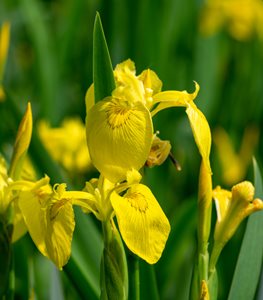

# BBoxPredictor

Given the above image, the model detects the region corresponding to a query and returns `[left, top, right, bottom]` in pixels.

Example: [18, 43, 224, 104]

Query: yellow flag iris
[84, 59, 212, 265]
[17, 175, 98, 269]
[38, 118, 92, 174]
[86, 59, 211, 182]
[200, 0, 263, 41]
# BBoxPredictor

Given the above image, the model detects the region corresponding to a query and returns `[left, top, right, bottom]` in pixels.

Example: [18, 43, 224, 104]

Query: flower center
[126, 192, 148, 213]
[106, 99, 131, 129]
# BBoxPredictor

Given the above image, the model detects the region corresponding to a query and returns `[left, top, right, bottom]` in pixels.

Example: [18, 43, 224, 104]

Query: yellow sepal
[111, 184, 170, 264]
[86, 98, 153, 183]
[18, 177, 74, 269]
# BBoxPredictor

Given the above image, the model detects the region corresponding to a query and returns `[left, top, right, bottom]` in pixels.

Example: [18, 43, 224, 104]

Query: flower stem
[128, 255, 140, 300]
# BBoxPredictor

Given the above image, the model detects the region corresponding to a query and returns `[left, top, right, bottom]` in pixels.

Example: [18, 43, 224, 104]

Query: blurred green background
[0, 0, 263, 299]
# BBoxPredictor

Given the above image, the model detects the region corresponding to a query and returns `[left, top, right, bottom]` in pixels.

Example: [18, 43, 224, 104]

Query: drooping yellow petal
[18, 178, 75, 269]
[18, 178, 51, 257]
[46, 195, 75, 270]
[111, 184, 170, 264]
[186, 103, 212, 171]
[151, 82, 200, 116]
[12, 200, 28, 242]
[212, 186, 232, 222]
[151, 83, 212, 170]
[86, 98, 153, 183]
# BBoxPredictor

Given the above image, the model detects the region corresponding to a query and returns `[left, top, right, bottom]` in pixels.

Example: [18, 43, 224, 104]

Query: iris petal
[111, 184, 170, 264]
[86, 98, 153, 183]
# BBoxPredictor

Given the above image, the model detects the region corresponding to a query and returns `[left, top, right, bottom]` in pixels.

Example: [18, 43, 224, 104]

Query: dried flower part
[200, 280, 210, 300]
[146, 135, 171, 167]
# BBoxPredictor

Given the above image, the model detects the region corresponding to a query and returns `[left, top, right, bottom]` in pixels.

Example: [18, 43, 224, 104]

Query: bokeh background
[0, 0, 263, 299]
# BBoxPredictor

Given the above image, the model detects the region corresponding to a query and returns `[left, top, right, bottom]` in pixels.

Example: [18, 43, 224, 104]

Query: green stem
[0, 217, 13, 299]
[64, 256, 98, 300]
[209, 242, 224, 274]
[128, 255, 140, 300]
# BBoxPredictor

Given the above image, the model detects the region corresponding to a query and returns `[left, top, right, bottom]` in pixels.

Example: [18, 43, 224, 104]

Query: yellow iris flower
[86, 59, 211, 183]
[0, 104, 95, 269]
[200, 0, 263, 41]
[83, 173, 170, 264]
[85, 59, 212, 264]
[38, 118, 92, 173]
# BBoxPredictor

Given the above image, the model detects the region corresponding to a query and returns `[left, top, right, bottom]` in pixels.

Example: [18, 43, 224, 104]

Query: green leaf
[20, 0, 60, 124]
[228, 158, 263, 300]
[68, 209, 102, 299]
[93, 12, 115, 102]
[208, 269, 218, 300]
[140, 262, 159, 300]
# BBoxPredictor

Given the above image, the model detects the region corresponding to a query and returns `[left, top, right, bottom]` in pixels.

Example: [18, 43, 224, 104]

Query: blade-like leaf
[228, 158, 263, 300]
[93, 12, 115, 102]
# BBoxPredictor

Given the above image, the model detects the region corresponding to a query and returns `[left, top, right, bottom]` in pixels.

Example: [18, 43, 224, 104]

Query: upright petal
[86, 98, 153, 183]
[111, 184, 170, 264]
[212, 186, 232, 222]
[114, 59, 145, 104]
[138, 69, 162, 96]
